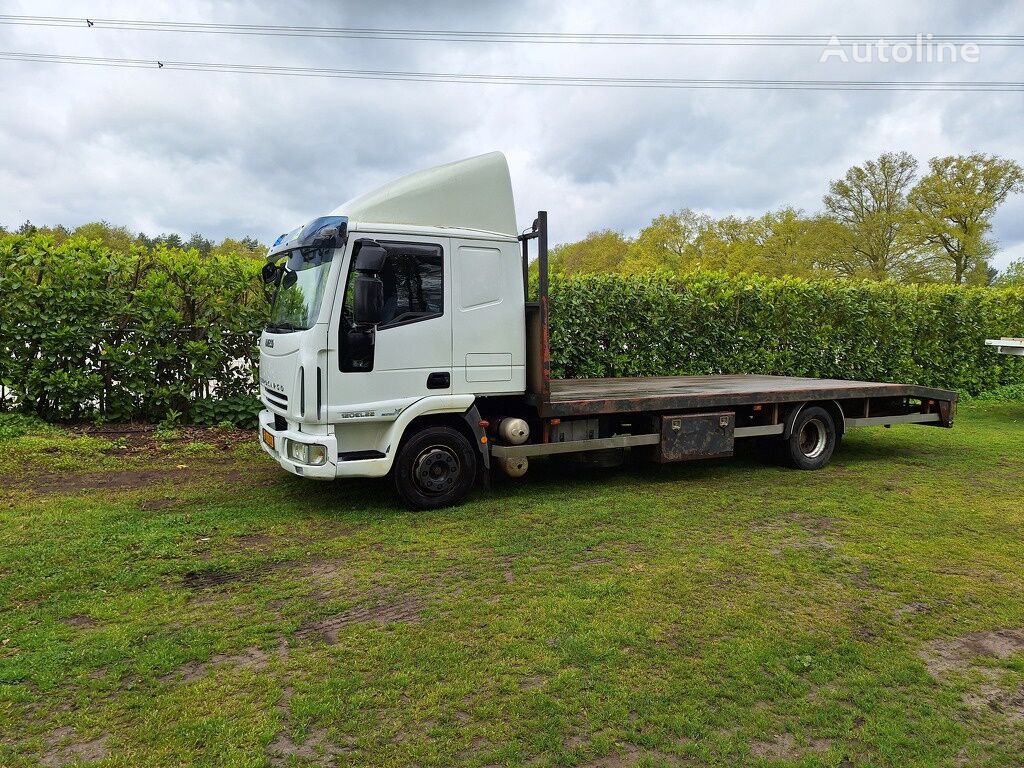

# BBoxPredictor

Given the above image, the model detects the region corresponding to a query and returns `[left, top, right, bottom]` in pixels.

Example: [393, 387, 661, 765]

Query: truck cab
[258, 152, 527, 505]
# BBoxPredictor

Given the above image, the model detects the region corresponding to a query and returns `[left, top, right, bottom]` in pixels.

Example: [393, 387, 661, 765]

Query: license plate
[262, 429, 275, 450]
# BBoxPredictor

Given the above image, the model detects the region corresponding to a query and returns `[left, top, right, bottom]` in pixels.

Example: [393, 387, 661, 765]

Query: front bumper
[257, 410, 337, 480]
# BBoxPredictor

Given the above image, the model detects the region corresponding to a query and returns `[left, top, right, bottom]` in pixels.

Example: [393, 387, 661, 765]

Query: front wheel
[392, 425, 478, 510]
[783, 406, 838, 470]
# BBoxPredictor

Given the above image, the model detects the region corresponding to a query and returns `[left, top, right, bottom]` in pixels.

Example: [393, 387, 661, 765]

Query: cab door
[326, 235, 452, 418]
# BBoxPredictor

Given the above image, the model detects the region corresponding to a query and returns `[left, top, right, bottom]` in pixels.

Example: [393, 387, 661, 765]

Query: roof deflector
[332, 152, 517, 236]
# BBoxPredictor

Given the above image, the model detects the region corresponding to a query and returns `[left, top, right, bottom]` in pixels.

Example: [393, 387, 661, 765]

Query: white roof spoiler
[332, 152, 517, 236]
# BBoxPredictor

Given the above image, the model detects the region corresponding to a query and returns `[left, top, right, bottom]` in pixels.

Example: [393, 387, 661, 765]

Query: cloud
[1, 0, 1022, 268]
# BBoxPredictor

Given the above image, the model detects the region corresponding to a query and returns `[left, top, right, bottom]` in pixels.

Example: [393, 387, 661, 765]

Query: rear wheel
[783, 406, 837, 470]
[392, 425, 477, 510]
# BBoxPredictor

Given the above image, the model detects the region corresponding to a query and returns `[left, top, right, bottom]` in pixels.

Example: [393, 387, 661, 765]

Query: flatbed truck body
[257, 153, 956, 509]
[986, 338, 1024, 356]
[541, 374, 952, 418]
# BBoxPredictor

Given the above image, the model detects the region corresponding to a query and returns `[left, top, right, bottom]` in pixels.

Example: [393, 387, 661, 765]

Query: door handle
[427, 372, 450, 389]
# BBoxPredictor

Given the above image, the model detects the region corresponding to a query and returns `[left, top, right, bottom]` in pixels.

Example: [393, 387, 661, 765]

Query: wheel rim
[412, 445, 461, 495]
[798, 417, 828, 459]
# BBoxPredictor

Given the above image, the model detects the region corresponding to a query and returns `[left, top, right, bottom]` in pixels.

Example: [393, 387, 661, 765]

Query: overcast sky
[1, 0, 1022, 269]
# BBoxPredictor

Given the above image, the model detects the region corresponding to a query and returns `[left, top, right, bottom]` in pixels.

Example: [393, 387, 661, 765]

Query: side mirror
[261, 262, 281, 284]
[281, 270, 298, 290]
[353, 272, 383, 326]
[354, 243, 387, 272]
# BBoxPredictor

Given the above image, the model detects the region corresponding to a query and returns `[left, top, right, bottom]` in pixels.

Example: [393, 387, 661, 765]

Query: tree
[545, 229, 631, 275]
[750, 209, 852, 278]
[679, 209, 849, 279]
[211, 237, 266, 260]
[823, 152, 927, 280]
[240, 236, 263, 253]
[155, 233, 184, 250]
[72, 221, 139, 253]
[549, 208, 862, 280]
[621, 210, 708, 274]
[909, 153, 1024, 284]
[691, 214, 751, 273]
[184, 233, 214, 256]
[996, 258, 1024, 286]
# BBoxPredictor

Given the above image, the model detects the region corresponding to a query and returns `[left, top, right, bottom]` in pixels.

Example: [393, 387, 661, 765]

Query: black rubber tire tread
[783, 405, 837, 470]
[391, 425, 477, 510]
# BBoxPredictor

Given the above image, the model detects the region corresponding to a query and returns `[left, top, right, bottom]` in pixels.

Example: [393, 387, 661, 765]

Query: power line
[1, 51, 1021, 91]
[1, 14, 1022, 47]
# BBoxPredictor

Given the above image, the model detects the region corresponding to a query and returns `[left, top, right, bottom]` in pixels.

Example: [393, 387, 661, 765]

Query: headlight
[286, 440, 306, 463]
[308, 444, 327, 465]
[286, 440, 327, 466]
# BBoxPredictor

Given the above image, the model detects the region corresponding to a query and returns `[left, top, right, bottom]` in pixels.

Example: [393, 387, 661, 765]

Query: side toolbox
[655, 412, 735, 463]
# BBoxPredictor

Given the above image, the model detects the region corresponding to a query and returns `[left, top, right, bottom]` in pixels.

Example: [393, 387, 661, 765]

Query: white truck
[258, 153, 956, 509]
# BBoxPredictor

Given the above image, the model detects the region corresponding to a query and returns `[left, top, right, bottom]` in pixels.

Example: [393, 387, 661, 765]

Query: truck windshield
[267, 247, 335, 332]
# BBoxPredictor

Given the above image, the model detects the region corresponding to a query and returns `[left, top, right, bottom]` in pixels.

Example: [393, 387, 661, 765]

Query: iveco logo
[264, 339, 274, 348]
[259, 377, 285, 393]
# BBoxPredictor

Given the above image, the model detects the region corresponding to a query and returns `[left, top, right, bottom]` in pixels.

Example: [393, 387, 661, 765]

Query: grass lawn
[1, 403, 1023, 767]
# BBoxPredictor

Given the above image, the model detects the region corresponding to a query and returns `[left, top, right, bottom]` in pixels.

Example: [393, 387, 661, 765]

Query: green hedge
[0, 233, 268, 425]
[549, 273, 1024, 393]
[2, 235, 1022, 426]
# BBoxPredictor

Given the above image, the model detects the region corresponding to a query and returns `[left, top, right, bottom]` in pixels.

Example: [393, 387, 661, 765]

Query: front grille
[263, 386, 288, 410]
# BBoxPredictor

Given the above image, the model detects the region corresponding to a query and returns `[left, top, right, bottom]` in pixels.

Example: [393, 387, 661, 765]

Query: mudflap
[461, 405, 491, 488]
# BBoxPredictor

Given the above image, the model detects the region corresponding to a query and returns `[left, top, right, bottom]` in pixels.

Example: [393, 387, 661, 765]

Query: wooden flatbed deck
[541, 374, 957, 418]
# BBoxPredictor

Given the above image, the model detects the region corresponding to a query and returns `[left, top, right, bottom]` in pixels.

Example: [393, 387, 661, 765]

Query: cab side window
[338, 240, 445, 373]
[378, 242, 443, 328]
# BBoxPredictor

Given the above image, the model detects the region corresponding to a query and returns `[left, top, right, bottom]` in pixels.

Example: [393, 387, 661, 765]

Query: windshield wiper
[266, 321, 303, 333]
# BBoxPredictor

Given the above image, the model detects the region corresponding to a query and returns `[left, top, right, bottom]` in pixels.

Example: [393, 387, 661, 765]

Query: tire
[391, 425, 478, 510]
[782, 406, 837, 470]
